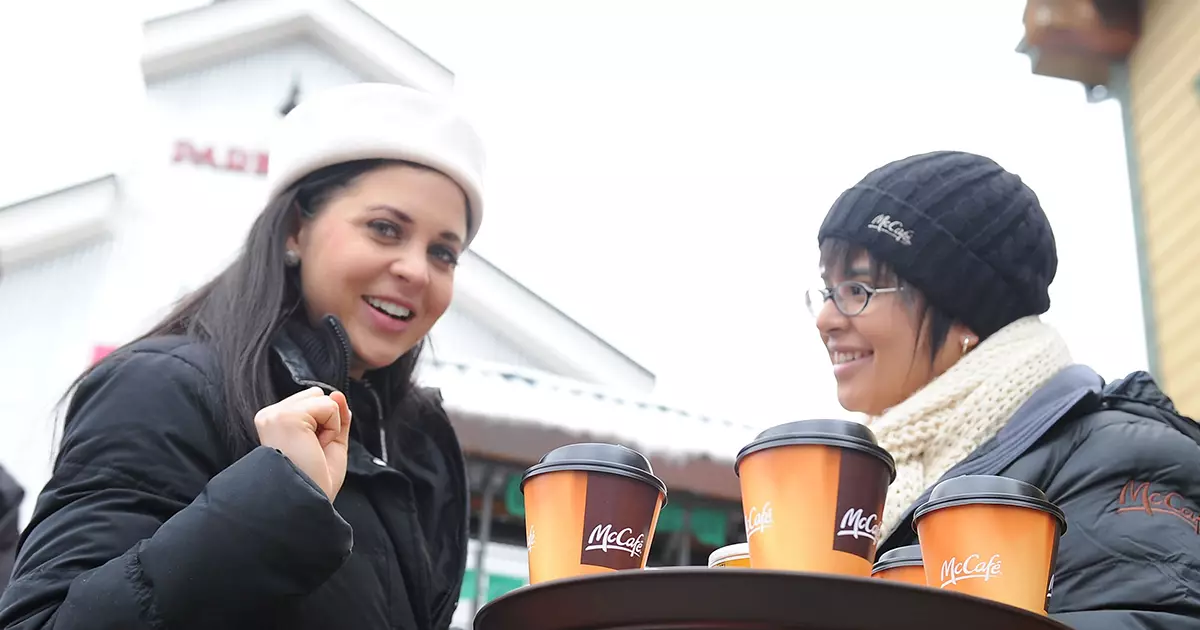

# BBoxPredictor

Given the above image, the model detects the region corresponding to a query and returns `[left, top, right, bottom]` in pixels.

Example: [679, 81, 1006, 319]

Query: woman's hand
[254, 387, 353, 502]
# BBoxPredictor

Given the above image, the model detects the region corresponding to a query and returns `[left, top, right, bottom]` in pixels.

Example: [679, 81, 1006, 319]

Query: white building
[0, 0, 757, 624]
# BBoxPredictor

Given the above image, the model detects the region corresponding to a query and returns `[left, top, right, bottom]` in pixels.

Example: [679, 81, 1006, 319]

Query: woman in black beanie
[810, 150, 1200, 628]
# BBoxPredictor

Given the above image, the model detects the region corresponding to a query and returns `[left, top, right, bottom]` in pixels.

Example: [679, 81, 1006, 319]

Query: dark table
[474, 568, 1070, 630]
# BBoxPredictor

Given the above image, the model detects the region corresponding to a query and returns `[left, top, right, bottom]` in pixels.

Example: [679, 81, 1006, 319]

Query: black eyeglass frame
[805, 280, 903, 318]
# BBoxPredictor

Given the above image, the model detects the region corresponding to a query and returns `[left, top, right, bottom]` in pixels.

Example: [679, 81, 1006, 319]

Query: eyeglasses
[805, 281, 902, 318]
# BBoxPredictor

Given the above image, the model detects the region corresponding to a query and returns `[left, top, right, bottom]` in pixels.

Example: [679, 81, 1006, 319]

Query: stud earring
[961, 336, 972, 355]
[284, 250, 301, 267]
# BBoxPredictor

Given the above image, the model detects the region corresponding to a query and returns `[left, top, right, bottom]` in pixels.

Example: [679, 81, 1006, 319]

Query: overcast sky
[0, 0, 1148, 426]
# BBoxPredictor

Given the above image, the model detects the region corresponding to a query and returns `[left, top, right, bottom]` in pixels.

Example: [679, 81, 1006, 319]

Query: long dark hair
[65, 159, 422, 455]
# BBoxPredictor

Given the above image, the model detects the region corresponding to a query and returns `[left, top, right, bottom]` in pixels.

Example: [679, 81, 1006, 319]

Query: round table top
[473, 568, 1070, 630]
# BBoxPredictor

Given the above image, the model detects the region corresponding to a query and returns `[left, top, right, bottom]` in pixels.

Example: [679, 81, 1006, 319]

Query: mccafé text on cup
[708, 543, 751, 568]
[870, 544, 926, 586]
[913, 475, 1066, 615]
[735, 419, 896, 576]
[521, 443, 667, 585]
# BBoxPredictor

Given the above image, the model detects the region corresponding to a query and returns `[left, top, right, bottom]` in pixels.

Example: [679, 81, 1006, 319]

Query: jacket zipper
[361, 379, 389, 463]
[325, 316, 353, 397]
[326, 317, 389, 464]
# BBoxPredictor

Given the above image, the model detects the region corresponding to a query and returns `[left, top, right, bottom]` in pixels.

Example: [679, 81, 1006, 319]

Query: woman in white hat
[0, 83, 485, 630]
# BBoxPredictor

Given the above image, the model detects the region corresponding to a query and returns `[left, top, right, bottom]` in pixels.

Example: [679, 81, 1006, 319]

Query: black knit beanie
[817, 151, 1057, 339]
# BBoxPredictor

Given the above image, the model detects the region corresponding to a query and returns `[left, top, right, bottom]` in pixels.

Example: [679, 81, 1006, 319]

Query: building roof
[452, 252, 656, 394]
[421, 358, 758, 501]
[0, 174, 118, 274]
[424, 358, 757, 463]
[142, 0, 454, 93]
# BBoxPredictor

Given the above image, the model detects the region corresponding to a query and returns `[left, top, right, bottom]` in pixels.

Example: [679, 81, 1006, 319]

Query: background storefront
[0, 1, 755, 623]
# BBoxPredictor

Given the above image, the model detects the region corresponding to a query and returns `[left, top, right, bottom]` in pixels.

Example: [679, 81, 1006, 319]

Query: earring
[284, 250, 301, 267]
[961, 336, 972, 355]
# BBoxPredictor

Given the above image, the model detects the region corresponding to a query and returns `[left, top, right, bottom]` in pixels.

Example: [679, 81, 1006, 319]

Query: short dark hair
[819, 238, 957, 362]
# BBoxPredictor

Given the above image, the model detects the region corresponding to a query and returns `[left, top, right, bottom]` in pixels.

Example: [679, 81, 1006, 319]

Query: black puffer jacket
[878, 365, 1200, 629]
[0, 464, 23, 593]
[0, 316, 470, 630]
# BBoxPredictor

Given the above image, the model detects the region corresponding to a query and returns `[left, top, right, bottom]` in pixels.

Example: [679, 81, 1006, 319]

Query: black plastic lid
[912, 475, 1066, 535]
[520, 443, 668, 502]
[734, 419, 896, 481]
[870, 544, 924, 574]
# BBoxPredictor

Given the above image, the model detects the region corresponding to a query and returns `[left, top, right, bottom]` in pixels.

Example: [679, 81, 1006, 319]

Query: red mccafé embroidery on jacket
[1116, 481, 1200, 533]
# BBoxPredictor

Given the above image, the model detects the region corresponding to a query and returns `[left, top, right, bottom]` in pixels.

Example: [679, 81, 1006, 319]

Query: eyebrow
[369, 204, 463, 245]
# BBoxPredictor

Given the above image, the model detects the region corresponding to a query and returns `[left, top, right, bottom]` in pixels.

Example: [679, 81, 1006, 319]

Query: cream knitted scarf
[867, 315, 1074, 537]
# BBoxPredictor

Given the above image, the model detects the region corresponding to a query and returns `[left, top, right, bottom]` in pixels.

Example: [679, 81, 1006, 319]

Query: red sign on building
[172, 140, 269, 176]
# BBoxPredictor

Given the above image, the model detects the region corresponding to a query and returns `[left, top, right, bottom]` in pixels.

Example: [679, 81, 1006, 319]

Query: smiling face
[287, 163, 469, 377]
[814, 242, 974, 416]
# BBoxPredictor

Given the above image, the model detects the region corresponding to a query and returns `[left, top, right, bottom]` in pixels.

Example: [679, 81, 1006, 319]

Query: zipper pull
[359, 379, 388, 464]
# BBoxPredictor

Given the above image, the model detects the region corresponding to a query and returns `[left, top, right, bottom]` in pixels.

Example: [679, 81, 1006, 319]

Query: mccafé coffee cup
[707, 543, 751, 568]
[521, 443, 667, 585]
[735, 419, 896, 576]
[870, 545, 926, 586]
[913, 475, 1066, 614]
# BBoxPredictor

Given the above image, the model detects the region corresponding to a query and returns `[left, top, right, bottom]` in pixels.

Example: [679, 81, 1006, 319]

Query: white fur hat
[265, 82, 486, 246]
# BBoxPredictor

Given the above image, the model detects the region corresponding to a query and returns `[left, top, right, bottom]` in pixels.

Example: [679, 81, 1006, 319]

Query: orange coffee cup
[914, 475, 1066, 615]
[870, 544, 926, 586]
[521, 443, 667, 585]
[707, 543, 751, 568]
[735, 419, 896, 576]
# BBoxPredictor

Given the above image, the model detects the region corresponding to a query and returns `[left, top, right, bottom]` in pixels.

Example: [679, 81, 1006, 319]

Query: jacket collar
[270, 314, 394, 465]
[272, 314, 353, 396]
[978, 363, 1105, 446]
[1102, 370, 1200, 445]
[1004, 365, 1200, 446]
[271, 313, 406, 415]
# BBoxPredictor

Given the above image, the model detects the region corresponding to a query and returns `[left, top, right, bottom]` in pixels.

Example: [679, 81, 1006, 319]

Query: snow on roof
[418, 359, 760, 465]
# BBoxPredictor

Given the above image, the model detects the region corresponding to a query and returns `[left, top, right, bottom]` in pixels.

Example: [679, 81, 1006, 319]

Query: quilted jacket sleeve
[0, 350, 354, 630]
[1045, 411, 1200, 629]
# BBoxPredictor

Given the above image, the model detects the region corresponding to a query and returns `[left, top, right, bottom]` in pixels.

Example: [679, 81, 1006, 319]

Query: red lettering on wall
[171, 140, 268, 177]
[173, 140, 216, 167]
[226, 148, 248, 172]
